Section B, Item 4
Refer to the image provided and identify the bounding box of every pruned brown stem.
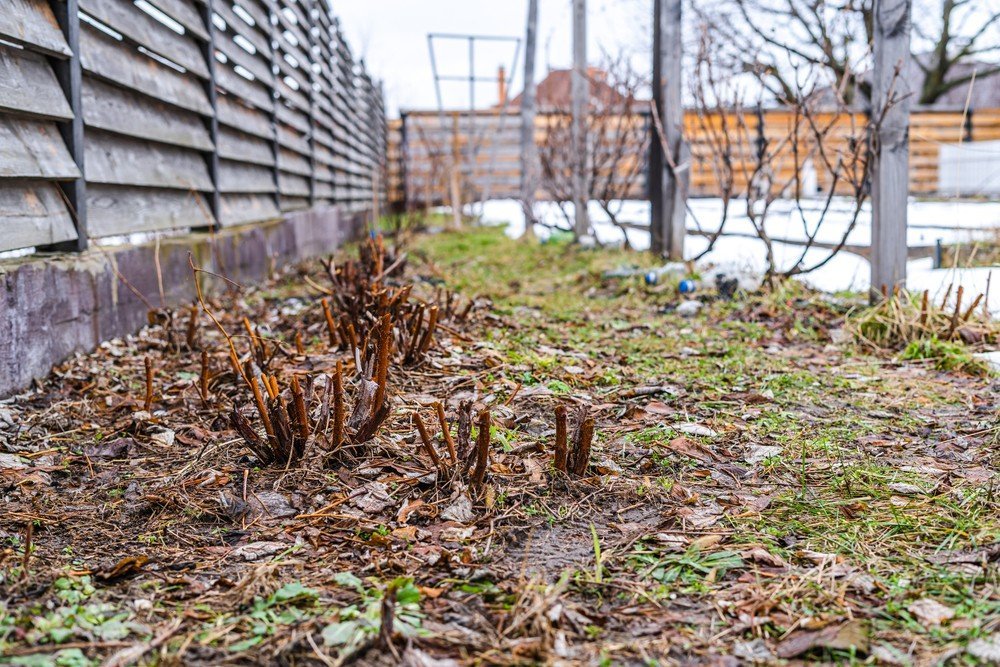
[457,400,473,470]
[199,350,209,405]
[554,405,568,472]
[417,306,439,356]
[291,375,311,443]
[569,406,595,477]
[948,286,964,338]
[378,581,397,654]
[250,376,275,441]
[230,405,272,464]
[963,294,984,322]
[332,360,345,449]
[186,305,199,349]
[372,314,392,414]
[321,298,338,348]
[471,409,491,491]
[143,356,154,412]
[919,290,929,327]
[435,401,457,464]
[412,412,444,472]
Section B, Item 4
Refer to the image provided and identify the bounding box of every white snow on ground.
[465,198,1000,313]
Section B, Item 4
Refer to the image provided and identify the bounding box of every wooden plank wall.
[0,0,80,251]
[0,0,386,253]
[390,108,1000,207]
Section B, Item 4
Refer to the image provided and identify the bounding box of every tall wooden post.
[197,0,221,227]
[50,0,87,250]
[650,0,686,259]
[571,0,589,238]
[870,0,912,297]
[519,0,539,232]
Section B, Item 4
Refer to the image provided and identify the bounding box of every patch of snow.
[469,197,1000,313]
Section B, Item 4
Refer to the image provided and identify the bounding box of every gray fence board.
[279,172,310,197]
[230,0,269,33]
[82,76,213,151]
[216,94,273,138]
[0,46,73,121]
[81,24,212,115]
[146,0,209,41]
[216,34,275,87]
[85,130,213,189]
[0,0,72,57]
[0,0,386,252]
[213,2,271,57]
[219,192,279,226]
[79,0,210,78]
[0,181,77,251]
[218,160,277,193]
[87,184,210,236]
[0,117,81,179]
[215,61,273,110]
[218,125,275,165]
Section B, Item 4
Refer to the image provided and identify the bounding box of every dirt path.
[0,226,997,666]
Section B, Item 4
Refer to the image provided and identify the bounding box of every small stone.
[907,598,955,626]
[249,491,297,519]
[745,444,782,464]
[889,482,925,495]
[0,453,27,469]
[676,300,703,317]
[676,422,718,437]
[968,634,1000,663]
[232,541,286,562]
[733,639,774,662]
[84,437,134,460]
[441,495,475,523]
[149,429,175,447]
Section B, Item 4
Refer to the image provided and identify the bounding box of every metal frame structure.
[426,32,522,212]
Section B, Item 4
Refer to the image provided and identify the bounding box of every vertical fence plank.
[519,0,539,228]
[571,0,588,238]
[198,0,220,227]
[49,0,87,250]
[650,0,686,260]
[870,0,913,297]
[266,0,281,213]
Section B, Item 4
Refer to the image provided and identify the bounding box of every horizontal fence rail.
[0,0,387,256]
[388,108,1000,207]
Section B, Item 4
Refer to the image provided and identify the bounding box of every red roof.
[505,68,636,111]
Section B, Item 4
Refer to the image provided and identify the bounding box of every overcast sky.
[335,1,650,116]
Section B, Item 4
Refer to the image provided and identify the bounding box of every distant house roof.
[901,57,1000,109]
[828,55,1000,109]
[505,67,641,111]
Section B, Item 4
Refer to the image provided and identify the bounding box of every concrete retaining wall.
[0,207,362,398]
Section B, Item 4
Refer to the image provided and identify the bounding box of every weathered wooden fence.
[388,107,1000,207]
[0,0,386,255]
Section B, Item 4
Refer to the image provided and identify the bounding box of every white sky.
[335,0,650,116]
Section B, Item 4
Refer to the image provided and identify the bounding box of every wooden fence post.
[50,0,87,250]
[307,0,318,209]
[519,0,539,230]
[571,0,588,238]
[266,0,282,213]
[870,0,912,298]
[650,0,686,260]
[197,0,221,228]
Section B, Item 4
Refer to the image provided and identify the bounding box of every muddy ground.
[1,225,998,666]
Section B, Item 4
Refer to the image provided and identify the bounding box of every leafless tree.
[685,24,910,281]
[693,0,1000,106]
[537,58,649,246]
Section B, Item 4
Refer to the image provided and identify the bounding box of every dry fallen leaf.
[907,598,955,626]
[776,619,869,659]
